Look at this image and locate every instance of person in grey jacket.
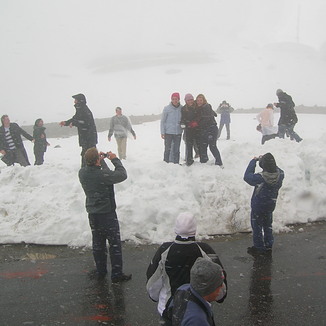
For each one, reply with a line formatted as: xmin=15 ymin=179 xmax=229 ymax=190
xmin=79 ymin=147 xmax=131 ymax=283
xmin=160 ymin=92 xmax=182 ymax=164
xmin=108 ymin=107 xmax=136 ymax=160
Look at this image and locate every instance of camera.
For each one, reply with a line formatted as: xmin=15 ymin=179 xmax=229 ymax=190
xmin=102 ymin=153 xmax=108 ymax=158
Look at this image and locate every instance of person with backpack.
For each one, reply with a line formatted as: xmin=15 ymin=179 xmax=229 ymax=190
xmin=146 ymin=212 xmax=227 ymax=323
xmin=244 ymin=153 xmax=284 ymax=256
xmin=274 ymin=89 xmax=302 ymax=142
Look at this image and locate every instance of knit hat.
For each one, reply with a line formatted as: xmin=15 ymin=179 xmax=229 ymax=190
xmin=259 ymin=152 xmax=277 ymax=173
xmin=190 ymin=257 xmax=224 ymax=297
xmin=276 ymin=89 xmax=283 ymax=96
xmin=174 ymin=212 xmax=197 ymax=238
xmin=184 ymin=93 xmax=194 ymax=101
xmin=266 ymin=103 xmax=274 ymax=109
xmin=171 ymin=92 xmax=180 ymax=100
xmin=72 ymin=93 xmax=87 ymax=103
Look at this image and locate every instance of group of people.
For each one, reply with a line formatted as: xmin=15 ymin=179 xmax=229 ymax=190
xmin=256 ymin=89 xmax=302 ymax=145
xmin=0 ymin=115 xmax=50 ymax=166
xmin=161 ymin=93 xmax=228 ymax=167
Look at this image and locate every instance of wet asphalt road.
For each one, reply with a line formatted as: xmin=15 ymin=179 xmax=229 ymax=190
xmin=0 ymin=221 xmax=325 ymax=326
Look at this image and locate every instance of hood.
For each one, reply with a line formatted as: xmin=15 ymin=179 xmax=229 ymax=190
xmin=261 ymin=170 xmax=281 ymax=185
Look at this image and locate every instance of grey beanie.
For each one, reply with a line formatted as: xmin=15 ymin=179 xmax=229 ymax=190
xmin=190 ymin=257 xmax=224 ymax=297
xmin=276 ymin=89 xmax=283 ymax=96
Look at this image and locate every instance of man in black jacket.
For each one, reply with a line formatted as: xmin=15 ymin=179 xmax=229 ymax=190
xmin=0 ymin=115 xmax=33 ymax=166
xmin=79 ymin=147 xmax=131 ymax=283
xmin=274 ymin=89 xmax=302 ymax=142
xmin=146 ymin=212 xmax=227 ymax=321
xmin=60 ymin=93 xmax=98 ymax=166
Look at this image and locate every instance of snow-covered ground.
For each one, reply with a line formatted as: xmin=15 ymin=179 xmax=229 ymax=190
xmin=1 ymin=113 xmax=326 ymax=246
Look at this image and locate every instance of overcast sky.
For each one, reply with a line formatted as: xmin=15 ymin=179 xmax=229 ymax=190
xmin=1 ymin=0 xmax=326 ymax=124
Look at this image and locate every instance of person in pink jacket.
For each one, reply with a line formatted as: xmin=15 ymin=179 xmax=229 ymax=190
xmin=256 ymin=104 xmax=278 ymax=144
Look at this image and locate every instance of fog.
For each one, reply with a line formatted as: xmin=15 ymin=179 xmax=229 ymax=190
xmin=1 ymin=0 xmax=326 ymax=125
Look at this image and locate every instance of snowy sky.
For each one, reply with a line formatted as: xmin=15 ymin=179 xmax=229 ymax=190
xmin=1 ymin=0 xmax=326 ymax=125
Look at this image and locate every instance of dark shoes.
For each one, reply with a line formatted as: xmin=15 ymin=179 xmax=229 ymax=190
xmin=247 ymin=246 xmax=272 ymax=256
xmin=112 ymin=273 xmax=132 ymax=284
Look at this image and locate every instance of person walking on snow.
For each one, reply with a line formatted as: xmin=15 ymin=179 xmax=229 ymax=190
xmin=216 ymin=100 xmax=234 ymax=140
xmin=160 ymin=93 xmax=182 ymax=164
xmin=33 ymin=118 xmax=50 ymax=165
xmin=274 ymin=89 xmax=302 ymax=142
xmin=60 ymin=93 xmax=98 ymax=167
xmin=108 ymin=107 xmax=136 ymax=160
xmin=244 ymin=153 xmax=284 ymax=256
xmin=256 ymin=104 xmax=278 ymax=145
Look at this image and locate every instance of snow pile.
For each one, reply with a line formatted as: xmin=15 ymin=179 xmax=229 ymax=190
xmin=0 ymin=113 xmax=326 ymax=246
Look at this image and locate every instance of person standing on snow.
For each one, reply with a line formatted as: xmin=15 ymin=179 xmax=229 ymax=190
xmin=196 ymin=94 xmax=223 ymax=167
xmin=181 ymin=93 xmax=200 ymax=166
xmin=79 ymin=147 xmax=132 ymax=283
xmin=256 ymin=104 xmax=278 ymax=145
xmin=146 ymin=212 xmax=227 ymax=322
xmin=216 ymin=100 xmax=234 ymax=140
xmin=33 ymin=118 xmax=50 ymax=165
xmin=60 ymin=93 xmax=98 ymax=167
xmin=160 ymin=92 xmax=182 ymax=164
xmin=274 ymin=89 xmax=302 ymax=142
xmin=0 ymin=114 xmax=33 ymax=166
xmin=108 ymin=107 xmax=136 ymax=160
xmin=244 ymin=153 xmax=284 ymax=256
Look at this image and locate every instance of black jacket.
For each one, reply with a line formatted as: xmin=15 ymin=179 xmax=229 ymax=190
xmin=79 ymin=158 xmax=127 ymax=214
xmin=275 ymin=92 xmax=298 ymax=125
xmin=33 ymin=126 xmax=48 ymax=153
xmin=0 ymin=123 xmax=33 ymax=151
xmin=197 ymin=104 xmax=218 ymax=129
xmin=181 ymin=105 xmax=200 ymax=129
xmin=64 ymin=103 xmax=98 ymax=147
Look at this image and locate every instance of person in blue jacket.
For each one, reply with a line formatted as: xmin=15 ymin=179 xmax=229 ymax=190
xmin=244 ymin=153 xmax=284 ymax=255
xmin=163 ymin=257 xmax=226 ymax=326
xmin=160 ymin=93 xmax=182 ymax=164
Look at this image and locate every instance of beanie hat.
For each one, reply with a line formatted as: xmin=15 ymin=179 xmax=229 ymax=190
xmin=190 ymin=257 xmax=224 ymax=297
xmin=276 ymin=89 xmax=283 ymax=96
xmin=72 ymin=93 xmax=87 ymax=103
xmin=259 ymin=152 xmax=277 ymax=173
xmin=266 ymin=103 xmax=274 ymax=109
xmin=171 ymin=92 xmax=180 ymax=100
xmin=184 ymin=93 xmax=194 ymax=101
xmin=174 ymin=212 xmax=197 ymax=238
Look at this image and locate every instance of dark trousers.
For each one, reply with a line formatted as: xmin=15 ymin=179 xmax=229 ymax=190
xmin=88 ymin=211 xmax=123 ymax=279
xmin=250 ymin=211 xmax=274 ymax=250
xmin=199 ymin=125 xmax=223 ymax=166
xmin=218 ymin=122 xmax=230 ymax=139
xmin=2 ymin=148 xmax=30 ymax=167
xmin=184 ymin=128 xmax=200 ymax=166
xmin=278 ymin=124 xmax=302 ymax=142
xmin=34 ymin=150 xmax=45 ymax=165
xmin=163 ymin=134 xmax=182 ymax=164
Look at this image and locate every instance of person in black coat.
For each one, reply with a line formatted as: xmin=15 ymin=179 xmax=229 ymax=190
xmin=274 ymin=89 xmax=302 ymax=142
xmin=33 ymin=118 xmax=50 ymax=165
xmin=0 ymin=115 xmax=33 ymax=166
xmin=196 ymin=94 xmax=223 ymax=167
xmin=79 ymin=147 xmax=131 ymax=283
xmin=60 ymin=93 xmax=98 ymax=166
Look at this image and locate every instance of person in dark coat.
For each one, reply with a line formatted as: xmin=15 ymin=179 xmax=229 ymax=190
xmin=196 ymin=94 xmax=223 ymax=167
xmin=163 ymin=257 xmax=226 ymax=326
xmin=33 ymin=118 xmax=50 ymax=165
xmin=274 ymin=89 xmax=302 ymax=142
xmin=244 ymin=153 xmax=284 ymax=256
xmin=60 ymin=93 xmax=98 ymax=167
xmin=79 ymin=147 xmax=131 ymax=283
xmin=0 ymin=115 xmax=33 ymax=166
xmin=146 ymin=212 xmax=227 ymax=321
xmin=180 ymin=94 xmax=200 ymax=166
xmin=216 ymin=100 xmax=234 ymax=140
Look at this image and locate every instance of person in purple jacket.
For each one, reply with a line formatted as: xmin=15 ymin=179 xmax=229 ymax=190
xmin=244 ymin=153 xmax=284 ymax=256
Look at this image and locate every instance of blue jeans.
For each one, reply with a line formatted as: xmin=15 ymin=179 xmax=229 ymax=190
xmin=251 ymin=211 xmax=274 ymax=250
xmin=88 ymin=211 xmax=123 ymax=278
xmin=164 ymin=134 xmax=182 ymax=164
xmin=278 ymin=124 xmax=302 ymax=142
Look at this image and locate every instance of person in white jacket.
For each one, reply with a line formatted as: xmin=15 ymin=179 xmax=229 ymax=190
xmin=256 ymin=104 xmax=278 ymax=144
